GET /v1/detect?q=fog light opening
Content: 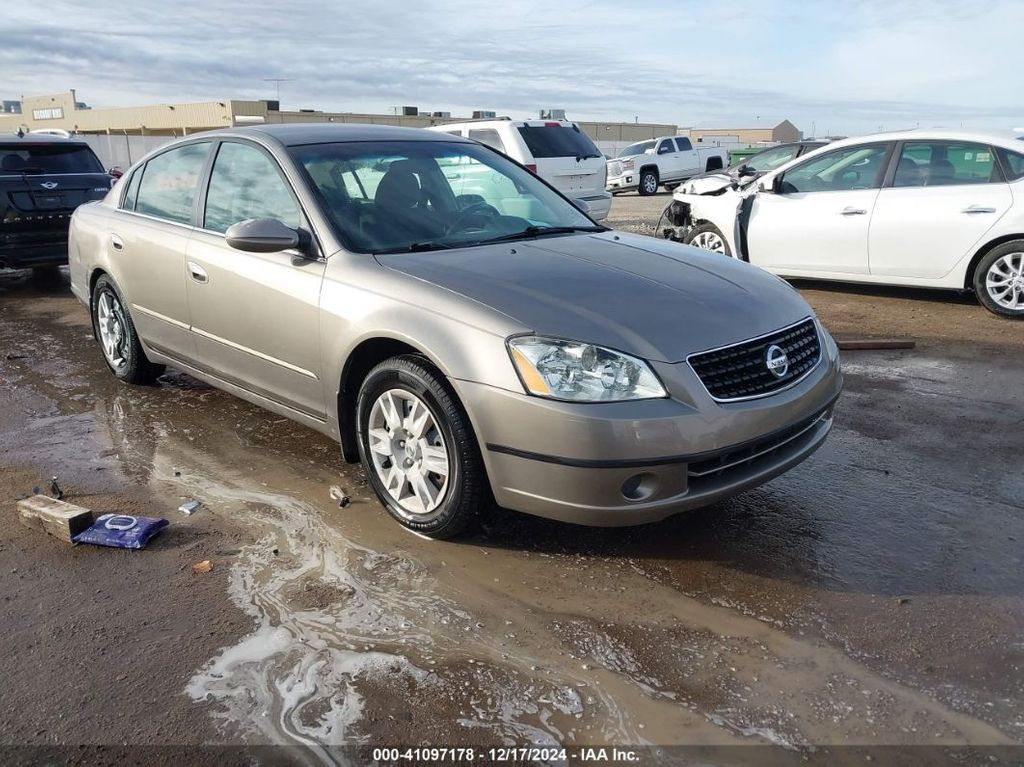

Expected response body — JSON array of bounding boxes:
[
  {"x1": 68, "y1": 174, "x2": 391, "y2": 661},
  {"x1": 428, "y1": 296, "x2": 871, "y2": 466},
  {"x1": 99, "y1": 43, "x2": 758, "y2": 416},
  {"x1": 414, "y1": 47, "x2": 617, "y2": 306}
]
[{"x1": 621, "y1": 472, "x2": 657, "y2": 502}]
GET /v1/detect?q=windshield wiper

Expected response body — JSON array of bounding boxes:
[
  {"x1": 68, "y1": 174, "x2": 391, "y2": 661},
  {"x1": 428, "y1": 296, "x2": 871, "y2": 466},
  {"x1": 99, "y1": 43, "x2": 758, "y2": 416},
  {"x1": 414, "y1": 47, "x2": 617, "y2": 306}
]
[
  {"x1": 476, "y1": 225, "x2": 606, "y2": 245},
  {"x1": 374, "y1": 241, "x2": 457, "y2": 255}
]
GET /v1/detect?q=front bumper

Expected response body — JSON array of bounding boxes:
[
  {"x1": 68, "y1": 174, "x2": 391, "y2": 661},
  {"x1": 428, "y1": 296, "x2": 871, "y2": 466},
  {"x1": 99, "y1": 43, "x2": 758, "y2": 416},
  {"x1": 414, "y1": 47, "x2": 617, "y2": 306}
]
[
  {"x1": 454, "y1": 329, "x2": 842, "y2": 526},
  {"x1": 606, "y1": 173, "x2": 637, "y2": 191}
]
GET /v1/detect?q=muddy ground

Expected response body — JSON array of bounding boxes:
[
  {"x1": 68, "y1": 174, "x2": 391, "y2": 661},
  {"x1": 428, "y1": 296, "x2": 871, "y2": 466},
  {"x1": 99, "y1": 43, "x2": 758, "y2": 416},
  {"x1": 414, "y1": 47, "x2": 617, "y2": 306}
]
[{"x1": 0, "y1": 196, "x2": 1022, "y2": 765}]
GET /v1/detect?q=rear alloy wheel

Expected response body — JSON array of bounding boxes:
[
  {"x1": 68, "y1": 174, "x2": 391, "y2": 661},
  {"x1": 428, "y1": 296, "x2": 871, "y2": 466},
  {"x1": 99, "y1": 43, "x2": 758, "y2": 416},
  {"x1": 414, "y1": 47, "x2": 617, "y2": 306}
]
[
  {"x1": 90, "y1": 275, "x2": 165, "y2": 384},
  {"x1": 686, "y1": 222, "x2": 732, "y2": 257},
  {"x1": 974, "y1": 242, "x2": 1024, "y2": 318},
  {"x1": 357, "y1": 355, "x2": 487, "y2": 538},
  {"x1": 638, "y1": 169, "x2": 659, "y2": 196}
]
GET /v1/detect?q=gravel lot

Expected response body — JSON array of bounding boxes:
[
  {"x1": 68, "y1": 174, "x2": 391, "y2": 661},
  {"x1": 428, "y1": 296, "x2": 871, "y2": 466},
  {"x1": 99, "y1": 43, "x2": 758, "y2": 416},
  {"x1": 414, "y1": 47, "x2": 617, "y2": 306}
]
[{"x1": 1, "y1": 199, "x2": 1022, "y2": 761}]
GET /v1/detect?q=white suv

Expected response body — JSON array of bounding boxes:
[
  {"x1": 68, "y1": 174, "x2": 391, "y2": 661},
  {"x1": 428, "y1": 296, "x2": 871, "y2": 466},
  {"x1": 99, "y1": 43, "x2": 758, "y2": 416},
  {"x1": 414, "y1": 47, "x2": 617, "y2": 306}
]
[{"x1": 428, "y1": 119, "x2": 611, "y2": 221}]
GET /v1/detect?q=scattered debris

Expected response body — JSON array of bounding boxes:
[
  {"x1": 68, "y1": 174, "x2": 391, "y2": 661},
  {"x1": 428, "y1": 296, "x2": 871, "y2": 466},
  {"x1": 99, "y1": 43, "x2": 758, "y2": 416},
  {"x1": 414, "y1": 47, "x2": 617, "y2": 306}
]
[
  {"x1": 31, "y1": 476, "x2": 64, "y2": 500},
  {"x1": 192, "y1": 559, "x2": 214, "y2": 574},
  {"x1": 18, "y1": 494, "x2": 94, "y2": 543},
  {"x1": 836, "y1": 338, "x2": 916, "y2": 351},
  {"x1": 329, "y1": 486, "x2": 351, "y2": 508},
  {"x1": 897, "y1": 597, "x2": 912, "y2": 605},
  {"x1": 178, "y1": 499, "x2": 203, "y2": 515},
  {"x1": 72, "y1": 514, "x2": 168, "y2": 550},
  {"x1": 4, "y1": 353, "x2": 27, "y2": 360}
]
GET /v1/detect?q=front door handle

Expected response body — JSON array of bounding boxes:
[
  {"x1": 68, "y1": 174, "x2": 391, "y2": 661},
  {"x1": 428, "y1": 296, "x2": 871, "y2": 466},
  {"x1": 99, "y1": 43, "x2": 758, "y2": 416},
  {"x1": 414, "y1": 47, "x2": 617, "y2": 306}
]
[
  {"x1": 839, "y1": 207, "x2": 867, "y2": 216},
  {"x1": 961, "y1": 205, "x2": 996, "y2": 214},
  {"x1": 110, "y1": 234, "x2": 124, "y2": 251},
  {"x1": 187, "y1": 261, "x2": 208, "y2": 283}
]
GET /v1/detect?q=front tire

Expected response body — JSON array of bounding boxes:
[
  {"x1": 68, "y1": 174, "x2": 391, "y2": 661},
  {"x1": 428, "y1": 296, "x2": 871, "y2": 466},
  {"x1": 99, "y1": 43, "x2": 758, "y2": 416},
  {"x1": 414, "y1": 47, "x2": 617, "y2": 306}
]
[
  {"x1": 90, "y1": 275, "x2": 165, "y2": 384},
  {"x1": 356, "y1": 355, "x2": 487, "y2": 539},
  {"x1": 974, "y1": 242, "x2": 1024, "y2": 318},
  {"x1": 685, "y1": 222, "x2": 732, "y2": 257},
  {"x1": 638, "y1": 169, "x2": 659, "y2": 196}
]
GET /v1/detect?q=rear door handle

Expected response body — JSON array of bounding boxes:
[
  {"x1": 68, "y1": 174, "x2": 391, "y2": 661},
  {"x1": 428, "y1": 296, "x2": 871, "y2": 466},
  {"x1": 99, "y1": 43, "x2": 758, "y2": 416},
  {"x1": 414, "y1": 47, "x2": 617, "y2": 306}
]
[
  {"x1": 961, "y1": 206, "x2": 996, "y2": 214},
  {"x1": 839, "y1": 207, "x2": 867, "y2": 215},
  {"x1": 187, "y1": 261, "x2": 208, "y2": 283},
  {"x1": 110, "y1": 234, "x2": 124, "y2": 251}
]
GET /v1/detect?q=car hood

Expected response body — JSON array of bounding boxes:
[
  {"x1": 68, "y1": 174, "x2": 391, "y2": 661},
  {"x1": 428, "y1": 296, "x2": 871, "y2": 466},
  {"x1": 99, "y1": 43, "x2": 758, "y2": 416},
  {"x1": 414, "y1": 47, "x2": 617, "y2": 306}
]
[{"x1": 376, "y1": 232, "x2": 813, "y2": 363}]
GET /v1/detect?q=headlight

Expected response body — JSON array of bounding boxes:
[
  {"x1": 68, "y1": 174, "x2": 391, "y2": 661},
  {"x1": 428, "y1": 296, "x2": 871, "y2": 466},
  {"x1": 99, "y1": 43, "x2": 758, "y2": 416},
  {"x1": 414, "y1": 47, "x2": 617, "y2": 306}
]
[
  {"x1": 508, "y1": 336, "x2": 667, "y2": 402},
  {"x1": 621, "y1": 159, "x2": 635, "y2": 170}
]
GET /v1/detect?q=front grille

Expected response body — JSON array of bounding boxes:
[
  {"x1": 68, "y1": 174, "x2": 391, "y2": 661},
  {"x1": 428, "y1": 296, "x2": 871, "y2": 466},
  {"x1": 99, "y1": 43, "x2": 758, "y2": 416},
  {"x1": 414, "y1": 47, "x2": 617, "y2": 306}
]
[
  {"x1": 688, "y1": 318, "x2": 821, "y2": 401},
  {"x1": 608, "y1": 161, "x2": 622, "y2": 176},
  {"x1": 687, "y1": 406, "x2": 830, "y2": 491}
]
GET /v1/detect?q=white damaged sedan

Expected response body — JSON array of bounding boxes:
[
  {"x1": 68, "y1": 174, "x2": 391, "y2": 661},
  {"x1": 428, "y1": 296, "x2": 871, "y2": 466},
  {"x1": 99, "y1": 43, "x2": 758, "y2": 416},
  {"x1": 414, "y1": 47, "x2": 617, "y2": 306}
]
[{"x1": 666, "y1": 129, "x2": 1024, "y2": 318}]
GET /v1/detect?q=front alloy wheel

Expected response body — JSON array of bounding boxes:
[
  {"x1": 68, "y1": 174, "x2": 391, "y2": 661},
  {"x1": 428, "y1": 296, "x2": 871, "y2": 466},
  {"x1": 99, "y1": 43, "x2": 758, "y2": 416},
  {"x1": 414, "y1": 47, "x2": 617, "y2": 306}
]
[
  {"x1": 367, "y1": 389, "x2": 450, "y2": 517},
  {"x1": 686, "y1": 223, "x2": 732, "y2": 257},
  {"x1": 356, "y1": 355, "x2": 488, "y2": 538},
  {"x1": 90, "y1": 275, "x2": 165, "y2": 384}
]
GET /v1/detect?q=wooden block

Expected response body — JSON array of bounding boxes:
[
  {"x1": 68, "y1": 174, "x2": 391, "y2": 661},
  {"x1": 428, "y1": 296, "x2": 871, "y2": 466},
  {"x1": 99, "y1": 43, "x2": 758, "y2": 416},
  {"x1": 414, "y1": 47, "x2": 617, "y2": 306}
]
[
  {"x1": 18, "y1": 495, "x2": 94, "y2": 543},
  {"x1": 836, "y1": 338, "x2": 916, "y2": 351}
]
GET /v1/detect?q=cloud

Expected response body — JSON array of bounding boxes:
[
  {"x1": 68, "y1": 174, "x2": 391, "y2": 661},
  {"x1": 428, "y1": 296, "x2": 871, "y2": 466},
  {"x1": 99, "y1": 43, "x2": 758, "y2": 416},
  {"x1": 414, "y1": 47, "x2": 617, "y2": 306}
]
[{"x1": 1, "y1": 0, "x2": 1021, "y2": 135}]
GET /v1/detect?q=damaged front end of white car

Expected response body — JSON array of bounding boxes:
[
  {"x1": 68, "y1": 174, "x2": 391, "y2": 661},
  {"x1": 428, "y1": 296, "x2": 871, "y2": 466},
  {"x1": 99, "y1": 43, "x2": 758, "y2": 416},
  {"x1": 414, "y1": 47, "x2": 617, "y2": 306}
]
[{"x1": 660, "y1": 172, "x2": 760, "y2": 257}]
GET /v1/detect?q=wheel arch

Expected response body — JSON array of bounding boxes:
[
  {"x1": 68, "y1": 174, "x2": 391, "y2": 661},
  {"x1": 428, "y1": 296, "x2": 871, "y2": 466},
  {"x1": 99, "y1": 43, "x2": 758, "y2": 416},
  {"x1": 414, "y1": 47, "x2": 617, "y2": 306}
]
[
  {"x1": 639, "y1": 164, "x2": 659, "y2": 180},
  {"x1": 964, "y1": 234, "x2": 1024, "y2": 289},
  {"x1": 336, "y1": 336, "x2": 436, "y2": 463}
]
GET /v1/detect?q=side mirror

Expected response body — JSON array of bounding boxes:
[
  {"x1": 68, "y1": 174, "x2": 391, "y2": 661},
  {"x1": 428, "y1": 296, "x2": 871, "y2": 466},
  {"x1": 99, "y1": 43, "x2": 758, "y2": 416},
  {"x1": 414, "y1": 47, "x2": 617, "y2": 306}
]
[
  {"x1": 644, "y1": 148, "x2": 656, "y2": 155},
  {"x1": 757, "y1": 181, "x2": 771, "y2": 193},
  {"x1": 572, "y1": 198, "x2": 591, "y2": 215},
  {"x1": 225, "y1": 218, "x2": 300, "y2": 253},
  {"x1": 108, "y1": 167, "x2": 124, "y2": 179}
]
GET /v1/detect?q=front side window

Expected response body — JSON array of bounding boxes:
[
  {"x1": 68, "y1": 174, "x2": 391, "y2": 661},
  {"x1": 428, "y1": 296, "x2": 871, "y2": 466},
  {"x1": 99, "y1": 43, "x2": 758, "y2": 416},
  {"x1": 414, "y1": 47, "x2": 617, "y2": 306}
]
[
  {"x1": 657, "y1": 140, "x2": 674, "y2": 155},
  {"x1": 468, "y1": 129, "x2": 507, "y2": 155},
  {"x1": 134, "y1": 142, "x2": 211, "y2": 224},
  {"x1": 893, "y1": 142, "x2": 998, "y2": 188},
  {"x1": 290, "y1": 140, "x2": 599, "y2": 255},
  {"x1": 779, "y1": 143, "x2": 890, "y2": 193},
  {"x1": 204, "y1": 142, "x2": 301, "y2": 234}
]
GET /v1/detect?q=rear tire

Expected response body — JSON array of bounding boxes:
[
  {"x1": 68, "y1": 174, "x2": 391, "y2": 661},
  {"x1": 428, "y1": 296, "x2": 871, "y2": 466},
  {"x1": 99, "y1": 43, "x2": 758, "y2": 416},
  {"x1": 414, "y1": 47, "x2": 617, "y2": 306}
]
[
  {"x1": 90, "y1": 275, "x2": 165, "y2": 384},
  {"x1": 356, "y1": 355, "x2": 487, "y2": 539},
  {"x1": 638, "y1": 169, "x2": 659, "y2": 196},
  {"x1": 973, "y1": 241, "x2": 1024, "y2": 318},
  {"x1": 685, "y1": 222, "x2": 732, "y2": 257}
]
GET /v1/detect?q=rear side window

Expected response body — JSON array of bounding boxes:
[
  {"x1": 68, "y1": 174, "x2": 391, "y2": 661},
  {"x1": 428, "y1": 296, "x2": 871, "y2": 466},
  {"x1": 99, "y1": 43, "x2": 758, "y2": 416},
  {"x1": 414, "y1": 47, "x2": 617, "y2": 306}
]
[
  {"x1": 121, "y1": 167, "x2": 144, "y2": 210},
  {"x1": 0, "y1": 143, "x2": 103, "y2": 174},
  {"x1": 203, "y1": 142, "x2": 301, "y2": 233},
  {"x1": 135, "y1": 142, "x2": 211, "y2": 225},
  {"x1": 895, "y1": 142, "x2": 998, "y2": 187},
  {"x1": 996, "y1": 147, "x2": 1024, "y2": 181},
  {"x1": 675, "y1": 137, "x2": 693, "y2": 152},
  {"x1": 468, "y1": 129, "x2": 507, "y2": 154},
  {"x1": 516, "y1": 125, "x2": 600, "y2": 159}
]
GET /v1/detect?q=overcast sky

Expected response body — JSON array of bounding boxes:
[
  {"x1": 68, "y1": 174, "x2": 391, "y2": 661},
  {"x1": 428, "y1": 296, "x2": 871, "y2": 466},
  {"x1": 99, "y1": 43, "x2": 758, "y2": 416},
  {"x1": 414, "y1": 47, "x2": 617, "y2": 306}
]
[{"x1": 2, "y1": 0, "x2": 1021, "y2": 136}]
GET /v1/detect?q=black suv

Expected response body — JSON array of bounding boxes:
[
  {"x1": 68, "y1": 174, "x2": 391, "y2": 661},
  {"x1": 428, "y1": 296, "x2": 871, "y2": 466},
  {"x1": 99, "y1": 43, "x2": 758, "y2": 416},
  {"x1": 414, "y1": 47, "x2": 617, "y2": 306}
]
[{"x1": 1, "y1": 133, "x2": 113, "y2": 272}]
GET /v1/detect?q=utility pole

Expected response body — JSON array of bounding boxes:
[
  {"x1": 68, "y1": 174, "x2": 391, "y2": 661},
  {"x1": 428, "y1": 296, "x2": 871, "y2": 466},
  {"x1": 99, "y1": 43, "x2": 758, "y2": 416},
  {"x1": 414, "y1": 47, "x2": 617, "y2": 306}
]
[{"x1": 263, "y1": 78, "x2": 293, "y2": 104}]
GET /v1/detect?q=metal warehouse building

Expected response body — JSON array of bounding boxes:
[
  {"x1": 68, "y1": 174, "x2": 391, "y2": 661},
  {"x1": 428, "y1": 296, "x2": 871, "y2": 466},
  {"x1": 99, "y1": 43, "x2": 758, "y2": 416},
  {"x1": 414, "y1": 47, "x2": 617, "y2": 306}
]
[{"x1": 0, "y1": 91, "x2": 679, "y2": 167}]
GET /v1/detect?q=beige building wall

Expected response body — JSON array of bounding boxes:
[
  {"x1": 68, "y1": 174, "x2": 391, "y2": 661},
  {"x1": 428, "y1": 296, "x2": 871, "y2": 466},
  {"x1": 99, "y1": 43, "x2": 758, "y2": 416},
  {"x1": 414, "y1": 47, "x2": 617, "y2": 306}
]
[
  {"x1": 691, "y1": 120, "x2": 802, "y2": 146},
  {"x1": 1, "y1": 92, "x2": 678, "y2": 144}
]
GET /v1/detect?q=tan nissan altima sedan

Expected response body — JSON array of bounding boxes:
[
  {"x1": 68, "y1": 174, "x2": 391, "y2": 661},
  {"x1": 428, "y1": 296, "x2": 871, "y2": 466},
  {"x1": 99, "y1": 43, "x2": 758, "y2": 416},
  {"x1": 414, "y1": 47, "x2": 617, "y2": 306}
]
[{"x1": 69, "y1": 124, "x2": 842, "y2": 539}]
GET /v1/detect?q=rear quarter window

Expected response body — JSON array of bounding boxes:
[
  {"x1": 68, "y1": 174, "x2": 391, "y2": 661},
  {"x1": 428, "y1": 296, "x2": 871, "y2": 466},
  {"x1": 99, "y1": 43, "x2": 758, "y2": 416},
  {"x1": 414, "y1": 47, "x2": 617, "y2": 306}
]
[
  {"x1": 516, "y1": 125, "x2": 600, "y2": 159},
  {"x1": 997, "y1": 147, "x2": 1024, "y2": 181}
]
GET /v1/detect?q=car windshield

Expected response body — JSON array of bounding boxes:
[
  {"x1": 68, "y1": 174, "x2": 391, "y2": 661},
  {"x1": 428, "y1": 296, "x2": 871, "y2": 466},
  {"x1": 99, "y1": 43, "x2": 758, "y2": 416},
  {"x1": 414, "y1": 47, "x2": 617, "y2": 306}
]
[
  {"x1": 744, "y1": 145, "x2": 799, "y2": 173},
  {"x1": 0, "y1": 143, "x2": 103, "y2": 174},
  {"x1": 290, "y1": 140, "x2": 602, "y2": 254},
  {"x1": 618, "y1": 141, "x2": 654, "y2": 158}
]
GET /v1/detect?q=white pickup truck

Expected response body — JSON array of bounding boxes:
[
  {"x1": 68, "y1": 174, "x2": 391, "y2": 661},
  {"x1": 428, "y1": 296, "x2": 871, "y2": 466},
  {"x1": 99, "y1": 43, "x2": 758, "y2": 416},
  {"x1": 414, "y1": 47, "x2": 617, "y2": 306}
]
[{"x1": 606, "y1": 136, "x2": 729, "y2": 196}]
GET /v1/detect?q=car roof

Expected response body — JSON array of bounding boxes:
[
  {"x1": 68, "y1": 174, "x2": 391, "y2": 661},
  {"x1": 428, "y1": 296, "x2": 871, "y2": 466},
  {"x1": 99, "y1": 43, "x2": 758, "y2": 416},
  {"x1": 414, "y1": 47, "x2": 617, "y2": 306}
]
[
  {"x1": 824, "y1": 128, "x2": 1024, "y2": 151},
  {"x1": 432, "y1": 119, "x2": 583, "y2": 131},
  {"x1": 0, "y1": 132, "x2": 90, "y2": 145},
  {"x1": 211, "y1": 122, "x2": 474, "y2": 146}
]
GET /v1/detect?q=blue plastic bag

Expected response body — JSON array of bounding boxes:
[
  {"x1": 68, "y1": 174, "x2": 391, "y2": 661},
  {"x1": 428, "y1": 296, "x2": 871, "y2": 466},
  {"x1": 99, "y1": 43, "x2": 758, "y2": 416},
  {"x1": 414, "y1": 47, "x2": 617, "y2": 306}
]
[{"x1": 72, "y1": 513, "x2": 168, "y2": 550}]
